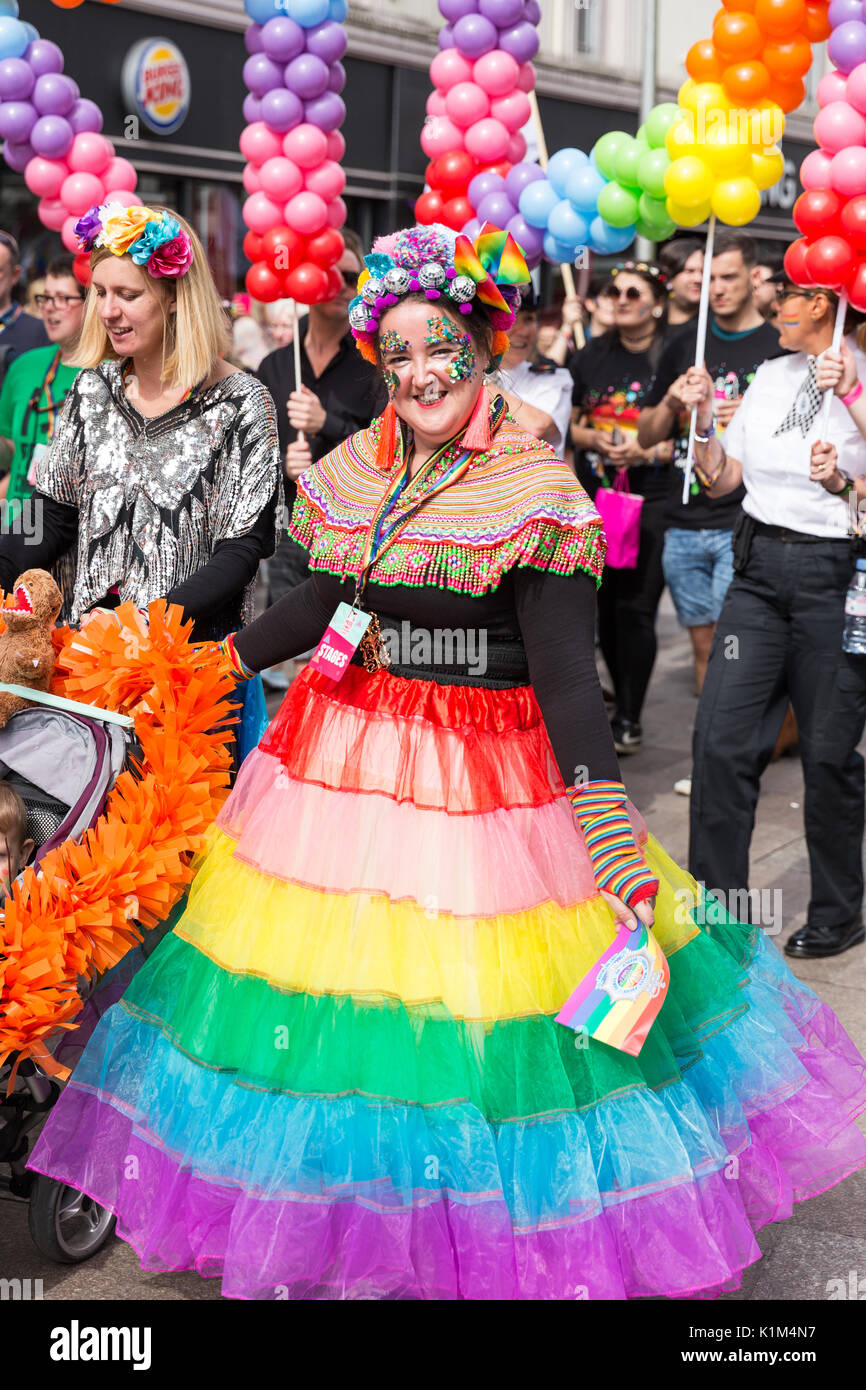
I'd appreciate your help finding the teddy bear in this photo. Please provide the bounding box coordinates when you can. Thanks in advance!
[0,568,63,729]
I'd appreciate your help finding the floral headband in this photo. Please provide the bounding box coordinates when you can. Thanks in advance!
[349,221,530,365]
[74,203,194,279]
[610,260,668,286]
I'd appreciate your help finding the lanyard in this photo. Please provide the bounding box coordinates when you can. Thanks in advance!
[20,348,63,449]
[0,304,22,337]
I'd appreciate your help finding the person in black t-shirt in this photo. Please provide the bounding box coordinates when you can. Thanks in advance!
[570,261,674,755]
[638,230,784,702]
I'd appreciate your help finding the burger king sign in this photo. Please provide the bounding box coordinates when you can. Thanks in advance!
[122,38,191,136]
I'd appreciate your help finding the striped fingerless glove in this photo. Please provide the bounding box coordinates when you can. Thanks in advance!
[567,779,659,908]
[219,632,256,681]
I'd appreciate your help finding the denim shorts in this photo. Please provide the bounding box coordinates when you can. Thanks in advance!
[662,526,735,627]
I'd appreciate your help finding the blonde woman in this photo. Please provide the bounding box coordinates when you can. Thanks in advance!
[0,202,280,642]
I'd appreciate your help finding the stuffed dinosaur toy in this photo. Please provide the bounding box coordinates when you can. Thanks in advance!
[0,569,62,729]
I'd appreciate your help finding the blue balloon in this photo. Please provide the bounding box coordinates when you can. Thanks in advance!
[288,0,331,25]
[543,231,580,265]
[244,0,282,21]
[0,1,19,18]
[518,178,559,229]
[329,0,348,17]
[0,16,27,61]
[547,147,588,199]
[566,165,606,215]
[21,22,37,44]
[589,217,635,255]
[547,199,588,247]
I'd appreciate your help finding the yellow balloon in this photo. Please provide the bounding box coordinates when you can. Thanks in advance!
[710,177,762,227]
[665,119,697,160]
[750,147,785,192]
[666,197,712,229]
[664,155,715,208]
[703,125,752,176]
[677,79,730,118]
[746,99,785,152]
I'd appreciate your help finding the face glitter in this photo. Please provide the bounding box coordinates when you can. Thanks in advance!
[381,330,410,355]
[426,316,476,383]
[384,369,399,400]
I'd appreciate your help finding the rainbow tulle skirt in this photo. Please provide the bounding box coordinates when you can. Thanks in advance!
[29,665,866,1300]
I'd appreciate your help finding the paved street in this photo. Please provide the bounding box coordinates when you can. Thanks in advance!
[3,594,865,1301]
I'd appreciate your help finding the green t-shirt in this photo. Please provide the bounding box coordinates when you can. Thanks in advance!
[0,345,78,515]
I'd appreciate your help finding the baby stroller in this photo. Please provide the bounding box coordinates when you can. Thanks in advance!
[0,703,132,1263]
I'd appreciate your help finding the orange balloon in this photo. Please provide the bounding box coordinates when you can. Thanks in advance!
[687,39,723,83]
[50,0,85,7]
[713,12,763,60]
[754,0,807,37]
[767,76,806,113]
[722,0,755,9]
[802,1,831,42]
[764,34,812,81]
[723,59,771,104]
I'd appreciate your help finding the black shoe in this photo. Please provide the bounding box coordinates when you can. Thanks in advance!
[784,918,866,959]
[611,718,642,755]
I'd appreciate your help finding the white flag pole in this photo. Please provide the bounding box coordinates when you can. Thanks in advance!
[818,291,848,440]
[682,214,716,505]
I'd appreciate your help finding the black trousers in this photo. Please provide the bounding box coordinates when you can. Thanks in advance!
[596,494,667,724]
[690,532,866,927]
[267,533,311,607]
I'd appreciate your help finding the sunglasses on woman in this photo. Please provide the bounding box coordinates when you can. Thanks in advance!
[602,285,646,302]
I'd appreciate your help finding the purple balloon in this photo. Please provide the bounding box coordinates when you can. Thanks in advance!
[479,0,524,24]
[440,0,479,21]
[303,91,345,131]
[829,20,866,74]
[243,92,263,124]
[305,20,347,64]
[462,216,483,240]
[260,16,305,63]
[243,53,285,96]
[477,190,517,225]
[506,212,544,260]
[33,72,76,118]
[523,0,541,22]
[828,0,863,24]
[505,160,545,202]
[498,20,540,63]
[0,57,33,102]
[244,23,264,56]
[469,169,506,205]
[30,113,72,158]
[0,99,35,142]
[328,61,346,94]
[68,98,103,135]
[25,39,63,78]
[438,25,455,50]
[452,13,498,58]
[284,52,329,99]
[260,85,303,132]
[3,136,33,172]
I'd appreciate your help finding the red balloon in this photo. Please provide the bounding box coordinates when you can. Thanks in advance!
[431,149,476,196]
[324,266,344,299]
[841,196,866,252]
[73,252,91,288]
[307,227,345,269]
[804,235,856,290]
[440,195,473,231]
[783,236,813,286]
[284,260,330,305]
[243,231,264,263]
[847,259,866,313]
[262,224,303,270]
[246,260,283,303]
[480,159,510,180]
[415,189,444,224]
[792,188,842,239]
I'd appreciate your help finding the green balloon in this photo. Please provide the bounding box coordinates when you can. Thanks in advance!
[636,215,676,243]
[613,138,642,191]
[637,148,671,200]
[636,123,647,144]
[593,130,632,181]
[637,193,676,240]
[597,181,641,229]
[644,102,682,150]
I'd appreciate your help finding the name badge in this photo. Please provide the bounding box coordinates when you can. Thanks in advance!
[26,442,49,488]
[308,602,372,682]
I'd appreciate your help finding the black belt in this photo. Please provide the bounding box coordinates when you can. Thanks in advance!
[752,520,850,544]
[351,614,530,688]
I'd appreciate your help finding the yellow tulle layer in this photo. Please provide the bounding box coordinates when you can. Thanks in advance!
[174,829,700,1024]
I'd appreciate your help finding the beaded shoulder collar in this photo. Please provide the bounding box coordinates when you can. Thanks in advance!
[289,410,605,596]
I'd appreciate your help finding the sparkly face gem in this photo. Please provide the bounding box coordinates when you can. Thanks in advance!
[426,316,476,383]
[380,329,409,355]
[384,369,399,400]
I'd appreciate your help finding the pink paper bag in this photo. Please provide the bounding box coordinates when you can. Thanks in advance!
[595,471,643,569]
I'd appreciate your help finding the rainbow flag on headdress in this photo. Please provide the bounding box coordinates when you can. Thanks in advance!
[556,921,669,1057]
[453,222,530,314]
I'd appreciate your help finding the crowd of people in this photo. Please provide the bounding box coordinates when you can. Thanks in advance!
[3,201,866,1302]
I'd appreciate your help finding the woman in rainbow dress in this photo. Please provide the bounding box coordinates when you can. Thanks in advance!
[29,222,866,1301]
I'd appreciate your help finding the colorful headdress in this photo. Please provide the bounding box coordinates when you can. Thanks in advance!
[74,203,194,280]
[610,260,668,287]
[349,221,530,365]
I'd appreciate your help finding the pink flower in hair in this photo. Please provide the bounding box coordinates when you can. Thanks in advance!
[147,231,193,279]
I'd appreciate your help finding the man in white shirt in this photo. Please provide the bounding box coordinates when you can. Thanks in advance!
[496,288,574,458]
[682,269,866,958]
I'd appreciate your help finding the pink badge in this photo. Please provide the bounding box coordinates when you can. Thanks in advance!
[308,602,373,682]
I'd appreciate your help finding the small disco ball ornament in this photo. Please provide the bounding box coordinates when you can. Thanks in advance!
[382,265,410,296]
[418,261,447,290]
[361,277,384,306]
[449,275,477,304]
[349,302,372,331]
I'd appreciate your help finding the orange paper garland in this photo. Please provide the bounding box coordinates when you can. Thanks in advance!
[0,601,238,1075]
